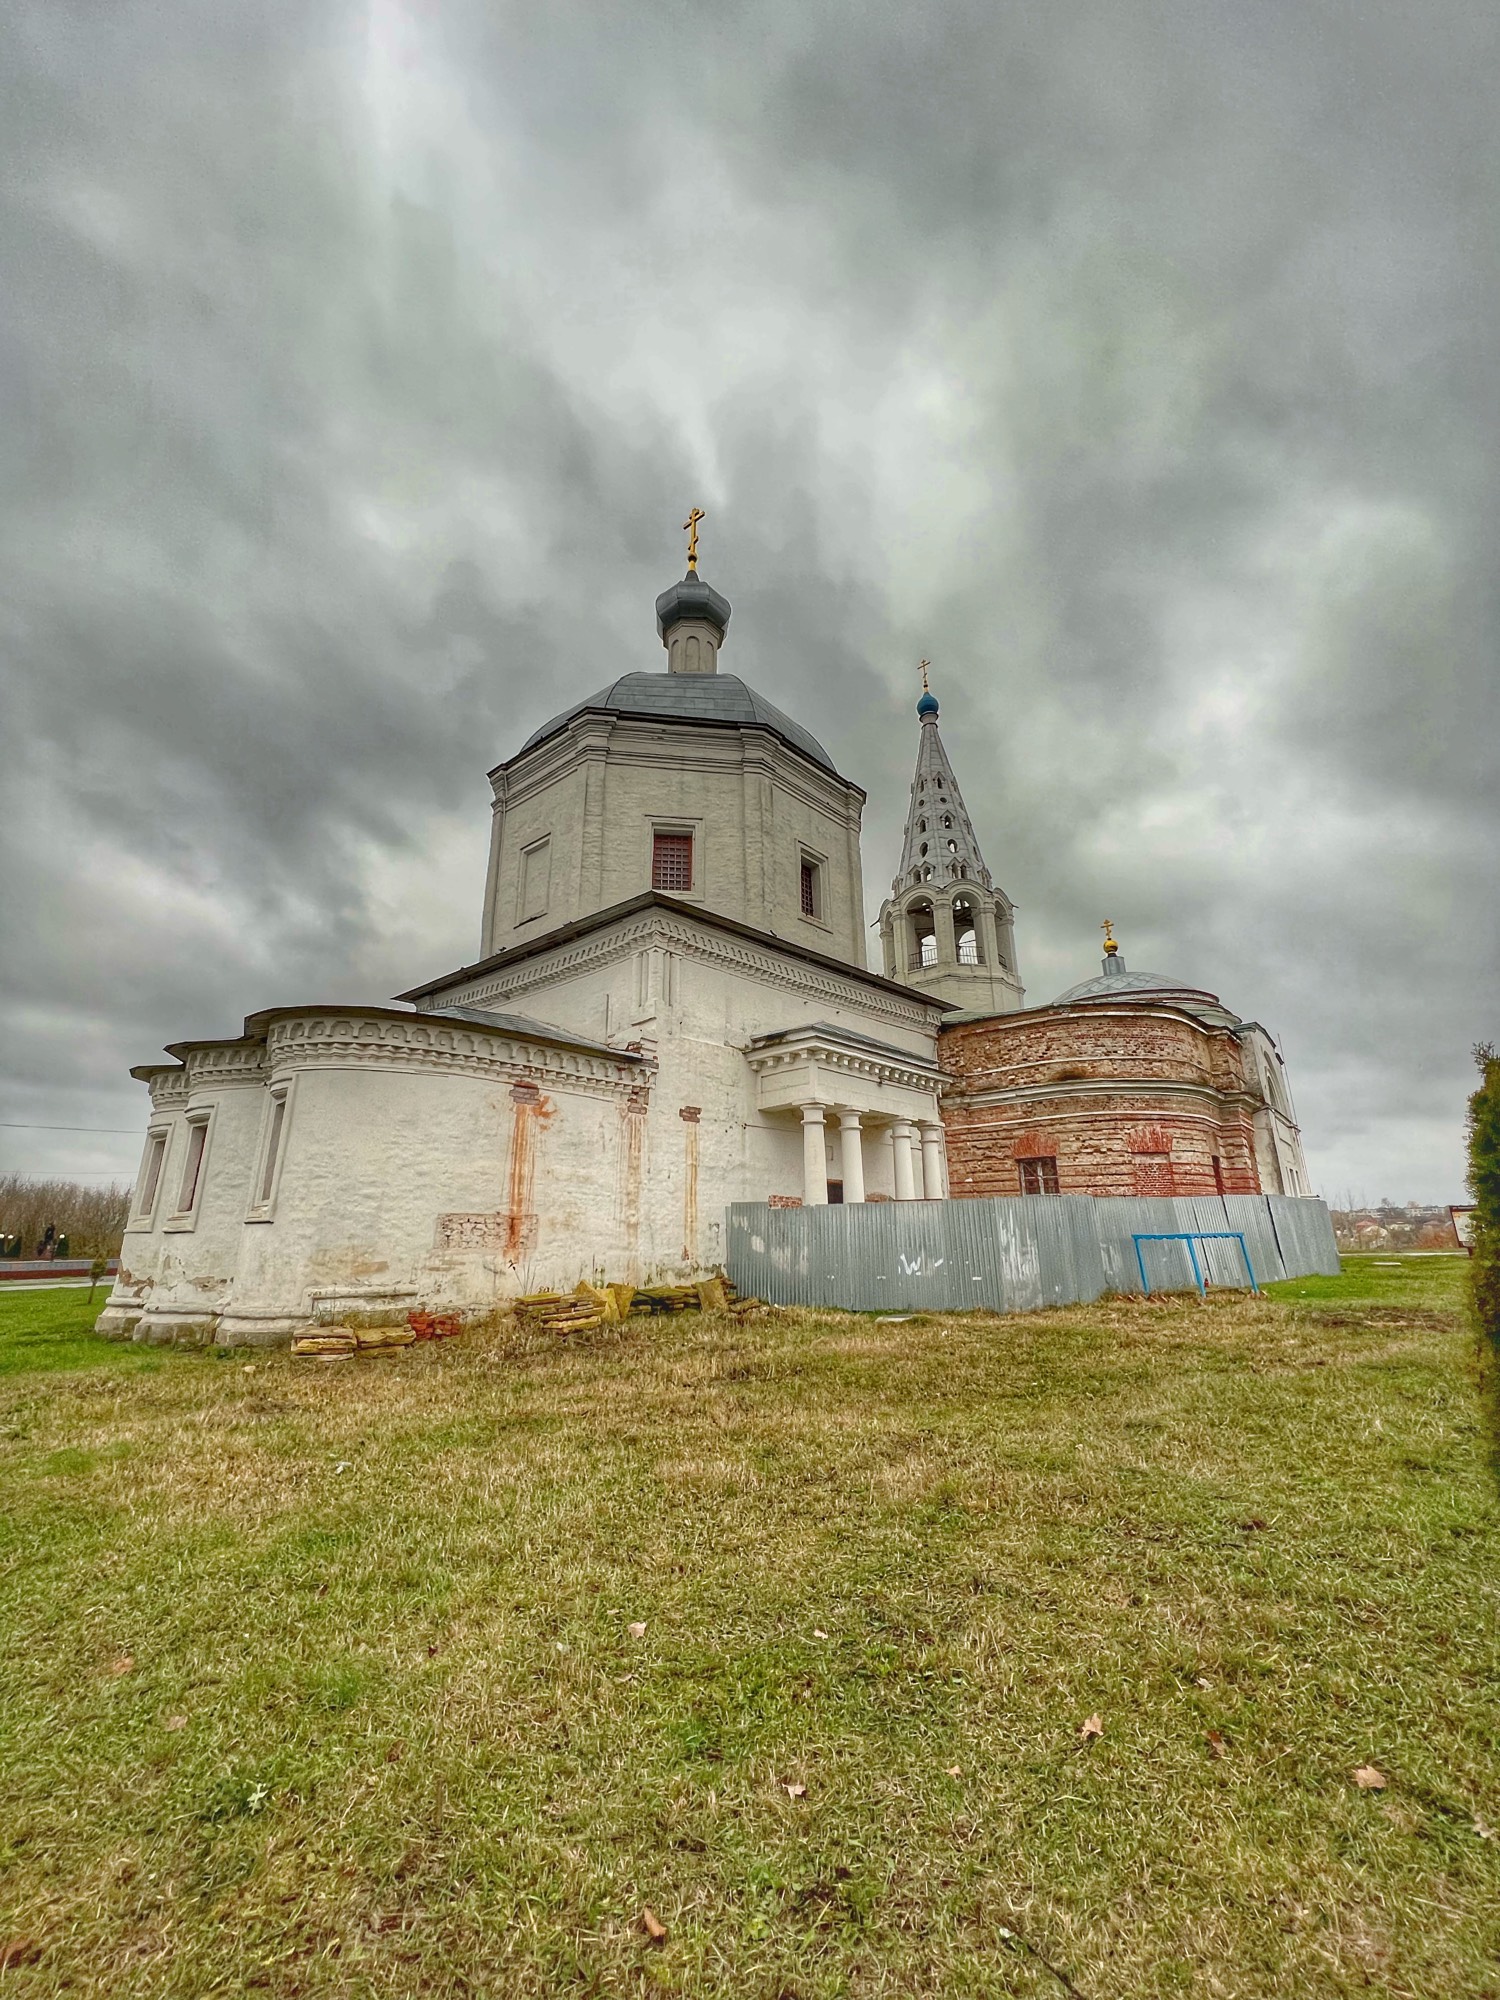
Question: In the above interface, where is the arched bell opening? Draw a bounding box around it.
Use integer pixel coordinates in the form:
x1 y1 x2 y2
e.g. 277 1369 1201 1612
906 898 938 970
953 895 984 966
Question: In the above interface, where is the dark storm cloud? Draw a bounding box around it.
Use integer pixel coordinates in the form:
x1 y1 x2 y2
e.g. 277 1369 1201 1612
2 0 1495 1195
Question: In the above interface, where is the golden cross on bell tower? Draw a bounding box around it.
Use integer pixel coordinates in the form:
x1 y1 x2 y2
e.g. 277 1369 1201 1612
919 659 931 693
683 506 705 572
1101 917 1118 956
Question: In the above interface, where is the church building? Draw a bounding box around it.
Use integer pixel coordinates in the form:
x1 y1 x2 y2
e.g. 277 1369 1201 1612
101 538 952 1346
100 527 1312 1348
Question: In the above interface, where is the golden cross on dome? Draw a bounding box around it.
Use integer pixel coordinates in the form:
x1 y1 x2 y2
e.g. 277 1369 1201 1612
919 659 931 692
683 506 705 572
1101 917 1118 956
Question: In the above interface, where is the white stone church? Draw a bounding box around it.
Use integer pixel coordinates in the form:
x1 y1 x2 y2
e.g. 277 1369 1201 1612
104 547 999 1345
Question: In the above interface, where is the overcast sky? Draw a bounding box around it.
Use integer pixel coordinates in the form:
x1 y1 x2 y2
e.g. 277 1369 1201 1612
3 0 1496 1204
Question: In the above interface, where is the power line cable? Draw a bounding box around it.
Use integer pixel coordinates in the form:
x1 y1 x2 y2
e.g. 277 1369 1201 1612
0 1123 140 1134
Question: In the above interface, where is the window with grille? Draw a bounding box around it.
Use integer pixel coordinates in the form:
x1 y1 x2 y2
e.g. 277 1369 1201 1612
651 831 693 892
1018 1155 1060 1195
799 856 820 918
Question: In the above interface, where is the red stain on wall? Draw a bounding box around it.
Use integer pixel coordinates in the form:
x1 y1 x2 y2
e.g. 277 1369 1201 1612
503 1081 554 1263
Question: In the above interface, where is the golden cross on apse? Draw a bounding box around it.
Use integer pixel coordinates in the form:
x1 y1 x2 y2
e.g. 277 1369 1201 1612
683 507 705 572
919 659 931 692
1101 917 1117 952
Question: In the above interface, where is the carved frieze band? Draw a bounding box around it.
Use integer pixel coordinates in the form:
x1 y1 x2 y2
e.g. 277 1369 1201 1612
744 1044 945 1095
432 915 940 1032
148 1071 192 1110
264 1013 643 1096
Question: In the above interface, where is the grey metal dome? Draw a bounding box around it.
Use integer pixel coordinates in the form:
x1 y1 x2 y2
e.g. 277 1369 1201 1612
516 671 837 773
1053 953 1221 1009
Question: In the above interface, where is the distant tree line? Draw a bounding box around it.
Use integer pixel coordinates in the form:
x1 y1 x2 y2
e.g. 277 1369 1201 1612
0 1176 130 1259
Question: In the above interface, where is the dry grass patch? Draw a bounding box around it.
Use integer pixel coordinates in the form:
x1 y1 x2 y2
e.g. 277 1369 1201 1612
0 1259 1495 1997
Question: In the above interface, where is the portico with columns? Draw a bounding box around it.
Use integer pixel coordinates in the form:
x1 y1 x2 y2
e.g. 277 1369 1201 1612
743 1022 948 1206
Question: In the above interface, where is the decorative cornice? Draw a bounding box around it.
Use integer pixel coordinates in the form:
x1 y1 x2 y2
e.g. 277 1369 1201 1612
265 1011 644 1096
951 1075 1263 1114
179 1043 269 1087
431 907 944 1034
744 1034 944 1097
146 1068 191 1110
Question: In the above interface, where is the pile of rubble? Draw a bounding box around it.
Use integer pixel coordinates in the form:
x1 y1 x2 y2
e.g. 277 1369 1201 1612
290 1310 463 1361
513 1275 764 1336
290 1279 764 1357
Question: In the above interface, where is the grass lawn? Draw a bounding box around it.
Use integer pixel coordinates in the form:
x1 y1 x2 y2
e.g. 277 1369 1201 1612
0 1257 1495 1998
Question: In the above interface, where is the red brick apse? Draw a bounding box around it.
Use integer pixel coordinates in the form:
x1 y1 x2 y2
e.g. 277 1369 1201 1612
938 985 1273 1200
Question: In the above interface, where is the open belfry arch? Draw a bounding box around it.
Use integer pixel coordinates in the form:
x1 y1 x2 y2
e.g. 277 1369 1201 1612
878 666 1025 1015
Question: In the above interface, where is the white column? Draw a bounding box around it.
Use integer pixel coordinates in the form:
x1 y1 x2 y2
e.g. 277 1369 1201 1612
892 1120 917 1201
837 1110 866 1204
801 1105 828 1207
919 1122 944 1199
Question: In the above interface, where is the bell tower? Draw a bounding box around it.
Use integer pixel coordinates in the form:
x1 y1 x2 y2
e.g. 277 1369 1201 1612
878 671 1024 1013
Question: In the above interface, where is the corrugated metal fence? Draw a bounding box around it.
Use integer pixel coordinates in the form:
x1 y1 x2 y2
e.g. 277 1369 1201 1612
725 1194 1339 1314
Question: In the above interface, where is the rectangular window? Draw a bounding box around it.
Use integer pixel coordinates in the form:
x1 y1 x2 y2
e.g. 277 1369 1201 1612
652 831 693 892
799 858 817 917
1018 1155 1060 1195
176 1117 209 1214
518 836 551 922
1212 1155 1225 1196
135 1131 168 1220
257 1091 288 1207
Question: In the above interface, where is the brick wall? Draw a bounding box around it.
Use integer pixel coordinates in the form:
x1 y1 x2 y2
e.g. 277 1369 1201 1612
939 1003 1264 1198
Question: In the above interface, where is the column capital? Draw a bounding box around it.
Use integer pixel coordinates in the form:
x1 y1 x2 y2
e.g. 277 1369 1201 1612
800 1103 827 1125
834 1107 864 1128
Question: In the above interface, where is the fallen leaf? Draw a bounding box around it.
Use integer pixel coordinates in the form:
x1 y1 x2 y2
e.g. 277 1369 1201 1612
1239 1517 1268 1532
1079 1714 1103 1743
945 1765 962 1777
627 1622 647 1639
813 1629 829 1640
242 1364 255 1374
385 1742 405 1763
1194 1675 1213 1690
0 1940 42 1972
1205 1731 1227 1760
1474 1816 1496 1841
333 1462 352 1475
163 1715 187 1733
640 1906 667 1945
1353 1765 1387 1790
108 1656 134 1676
785 1782 807 1799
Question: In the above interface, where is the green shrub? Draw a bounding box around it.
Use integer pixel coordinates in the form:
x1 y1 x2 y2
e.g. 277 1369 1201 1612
1467 1042 1500 1475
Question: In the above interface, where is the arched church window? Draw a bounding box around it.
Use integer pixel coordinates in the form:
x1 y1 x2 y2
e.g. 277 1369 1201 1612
947 839 957 854
943 815 952 829
919 842 928 857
